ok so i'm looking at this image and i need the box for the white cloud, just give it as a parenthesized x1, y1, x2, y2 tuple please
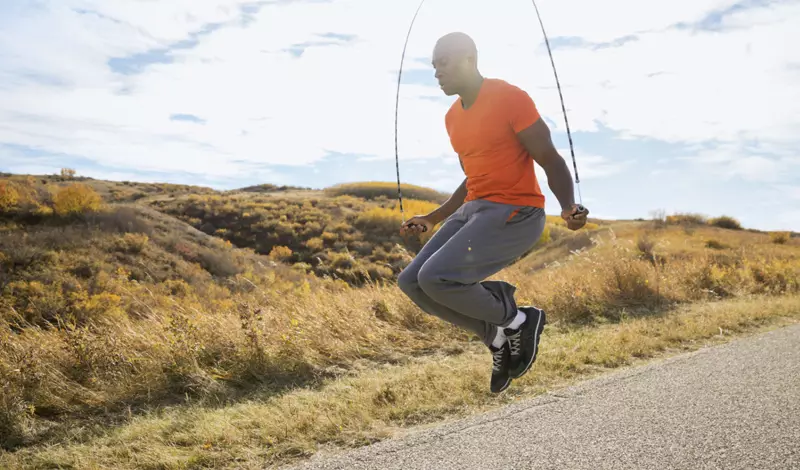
(0, 0, 798, 209)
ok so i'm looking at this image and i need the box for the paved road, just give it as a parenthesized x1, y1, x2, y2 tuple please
(283, 323, 800, 470)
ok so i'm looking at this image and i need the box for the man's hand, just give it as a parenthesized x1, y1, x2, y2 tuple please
(400, 215, 434, 236)
(561, 204, 589, 231)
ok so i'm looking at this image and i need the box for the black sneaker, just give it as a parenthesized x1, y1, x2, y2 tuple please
(489, 342, 512, 393)
(506, 306, 546, 379)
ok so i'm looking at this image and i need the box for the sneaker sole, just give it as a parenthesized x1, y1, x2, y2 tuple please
(510, 308, 546, 379)
(491, 376, 511, 394)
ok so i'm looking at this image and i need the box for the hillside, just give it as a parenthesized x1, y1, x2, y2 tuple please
(1, 172, 799, 469)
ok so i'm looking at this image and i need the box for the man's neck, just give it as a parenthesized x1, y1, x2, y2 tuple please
(459, 74, 484, 109)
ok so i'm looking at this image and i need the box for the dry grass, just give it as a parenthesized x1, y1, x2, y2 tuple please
(1, 213, 798, 454)
(1, 174, 799, 469)
(2, 295, 798, 470)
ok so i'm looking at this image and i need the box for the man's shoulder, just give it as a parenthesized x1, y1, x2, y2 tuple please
(486, 78, 530, 99)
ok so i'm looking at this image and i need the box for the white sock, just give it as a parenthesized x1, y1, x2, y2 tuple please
(491, 329, 506, 348)
(506, 310, 527, 330)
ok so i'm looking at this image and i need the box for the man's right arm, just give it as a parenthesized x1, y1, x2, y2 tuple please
(425, 178, 467, 225)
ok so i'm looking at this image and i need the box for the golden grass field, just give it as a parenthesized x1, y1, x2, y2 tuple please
(1, 173, 798, 469)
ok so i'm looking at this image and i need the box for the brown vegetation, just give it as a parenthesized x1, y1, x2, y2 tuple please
(324, 181, 450, 203)
(0, 175, 798, 469)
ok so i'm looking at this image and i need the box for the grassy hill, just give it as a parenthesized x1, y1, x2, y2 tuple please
(1, 172, 798, 469)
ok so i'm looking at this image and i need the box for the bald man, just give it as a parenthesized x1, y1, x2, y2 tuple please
(398, 32, 589, 393)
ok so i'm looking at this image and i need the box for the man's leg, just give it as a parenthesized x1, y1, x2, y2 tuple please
(399, 199, 547, 393)
(397, 205, 494, 344)
(414, 200, 546, 344)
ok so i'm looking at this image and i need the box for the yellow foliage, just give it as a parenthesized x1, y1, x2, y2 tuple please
(115, 233, 149, 253)
(269, 245, 293, 261)
(305, 237, 324, 251)
(73, 292, 124, 322)
(53, 183, 102, 216)
(0, 181, 19, 212)
(355, 199, 439, 233)
(535, 224, 552, 247)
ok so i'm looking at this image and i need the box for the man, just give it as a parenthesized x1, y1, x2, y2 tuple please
(398, 32, 589, 394)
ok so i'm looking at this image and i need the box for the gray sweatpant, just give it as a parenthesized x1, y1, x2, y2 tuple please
(398, 198, 546, 347)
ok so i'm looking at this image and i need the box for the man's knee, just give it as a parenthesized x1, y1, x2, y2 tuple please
(397, 265, 418, 296)
(416, 261, 446, 297)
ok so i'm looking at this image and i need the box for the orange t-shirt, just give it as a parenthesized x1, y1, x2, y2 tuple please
(445, 78, 545, 208)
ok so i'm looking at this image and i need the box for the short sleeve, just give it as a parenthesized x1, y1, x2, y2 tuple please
(506, 85, 541, 133)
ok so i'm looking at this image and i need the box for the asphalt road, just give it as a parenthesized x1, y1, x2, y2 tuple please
(283, 323, 800, 470)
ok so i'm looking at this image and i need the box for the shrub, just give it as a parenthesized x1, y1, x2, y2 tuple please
(666, 213, 707, 226)
(91, 206, 154, 235)
(269, 245, 293, 262)
(321, 231, 338, 243)
(705, 239, 728, 250)
(197, 250, 242, 277)
(53, 183, 102, 216)
(770, 231, 790, 244)
(305, 237, 324, 251)
(324, 182, 448, 203)
(636, 233, 656, 259)
(708, 215, 742, 230)
(115, 233, 149, 254)
(0, 181, 20, 213)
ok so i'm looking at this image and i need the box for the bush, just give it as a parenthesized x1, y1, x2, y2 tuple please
(0, 181, 20, 213)
(91, 207, 154, 235)
(197, 250, 242, 278)
(305, 237, 324, 251)
(53, 184, 102, 216)
(269, 245, 293, 262)
(666, 213, 707, 226)
(770, 232, 790, 244)
(115, 233, 149, 254)
(706, 239, 728, 250)
(324, 182, 448, 203)
(636, 233, 656, 259)
(708, 215, 742, 230)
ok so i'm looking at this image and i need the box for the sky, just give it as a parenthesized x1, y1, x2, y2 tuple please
(1, 0, 798, 231)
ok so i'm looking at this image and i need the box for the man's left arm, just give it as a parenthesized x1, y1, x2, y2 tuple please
(517, 119, 574, 209)
(506, 87, 588, 228)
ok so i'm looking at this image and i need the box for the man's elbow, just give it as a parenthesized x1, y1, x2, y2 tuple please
(536, 149, 568, 174)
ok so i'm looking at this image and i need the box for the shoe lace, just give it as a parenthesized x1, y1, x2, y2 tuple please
(492, 348, 505, 372)
(507, 330, 522, 355)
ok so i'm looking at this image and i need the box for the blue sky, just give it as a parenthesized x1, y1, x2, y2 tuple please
(1, 0, 798, 231)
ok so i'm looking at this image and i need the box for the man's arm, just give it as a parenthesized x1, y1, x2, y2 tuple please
(516, 118, 575, 212)
(425, 177, 467, 225)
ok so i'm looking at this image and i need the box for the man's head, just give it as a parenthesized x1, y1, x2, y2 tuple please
(432, 32, 479, 96)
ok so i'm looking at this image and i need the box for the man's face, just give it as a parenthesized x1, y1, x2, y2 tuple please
(432, 48, 471, 96)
